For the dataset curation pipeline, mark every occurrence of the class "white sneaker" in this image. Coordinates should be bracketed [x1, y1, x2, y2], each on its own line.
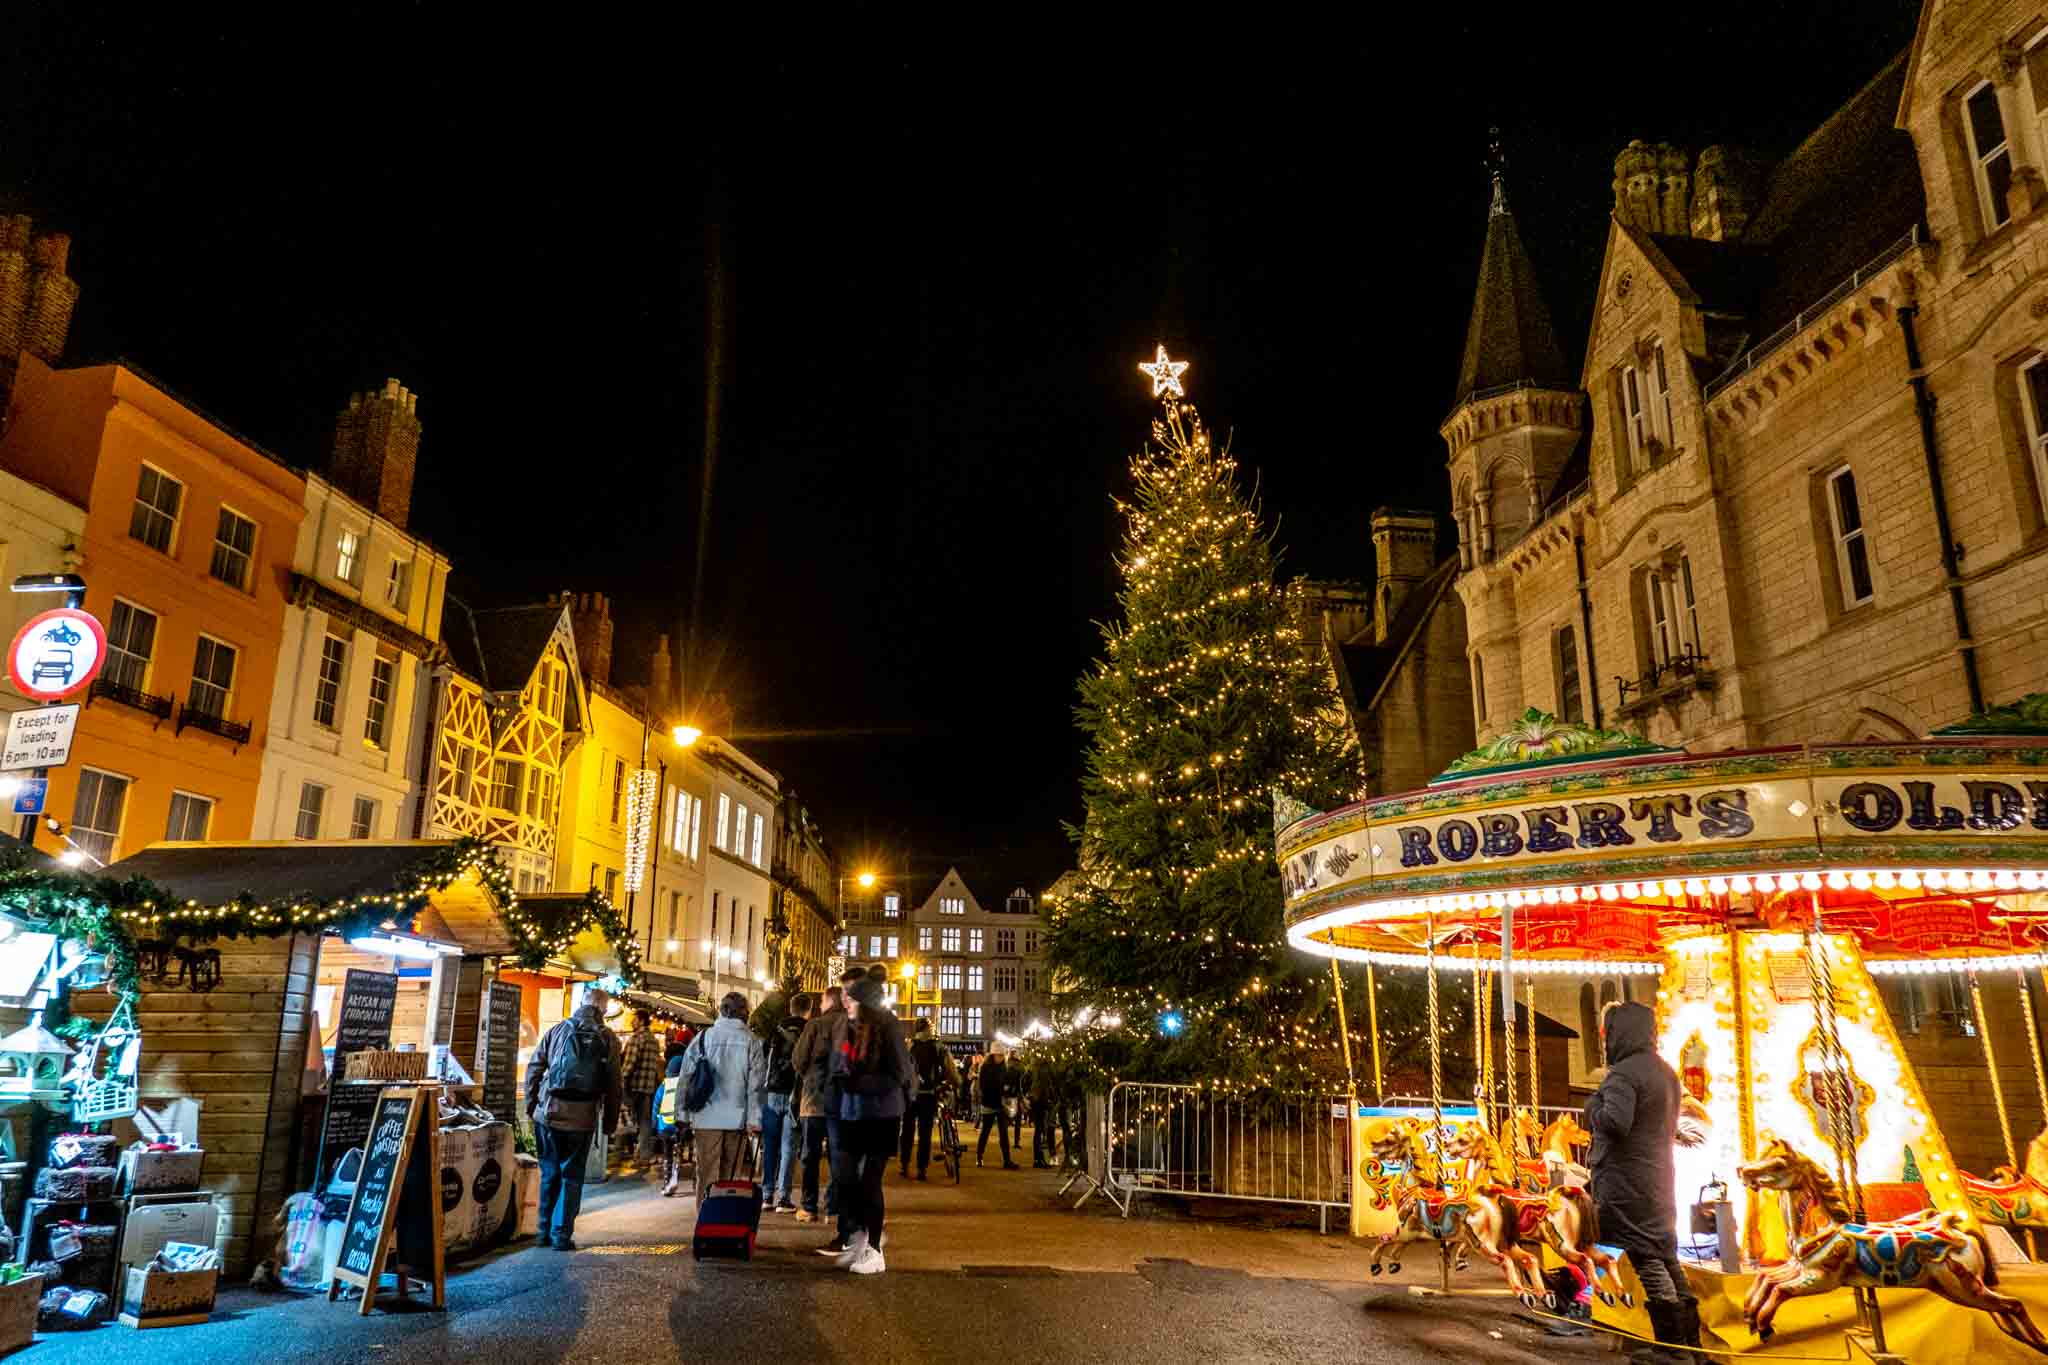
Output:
[833, 1231, 870, 1266]
[662, 1177, 679, 1198]
[848, 1246, 886, 1275]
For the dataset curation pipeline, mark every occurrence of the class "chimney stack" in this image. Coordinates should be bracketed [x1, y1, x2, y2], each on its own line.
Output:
[649, 632, 673, 713]
[1371, 508, 1439, 644]
[568, 591, 614, 689]
[0, 215, 78, 421]
[330, 378, 422, 529]
[1690, 146, 1761, 242]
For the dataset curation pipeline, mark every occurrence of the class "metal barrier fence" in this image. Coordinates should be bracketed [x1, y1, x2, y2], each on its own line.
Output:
[1086, 1082, 1354, 1232]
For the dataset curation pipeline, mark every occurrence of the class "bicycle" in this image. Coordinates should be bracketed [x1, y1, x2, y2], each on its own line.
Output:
[935, 1096, 964, 1184]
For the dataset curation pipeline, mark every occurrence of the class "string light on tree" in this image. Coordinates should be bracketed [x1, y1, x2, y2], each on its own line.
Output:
[1138, 345, 1189, 398]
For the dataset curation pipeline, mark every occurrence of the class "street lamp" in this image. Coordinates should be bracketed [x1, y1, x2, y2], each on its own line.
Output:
[857, 870, 876, 889]
[672, 725, 701, 748]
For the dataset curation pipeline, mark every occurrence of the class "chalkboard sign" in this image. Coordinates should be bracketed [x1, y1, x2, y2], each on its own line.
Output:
[326, 1086, 446, 1315]
[313, 1081, 385, 1191]
[480, 980, 522, 1123]
[334, 969, 398, 1075]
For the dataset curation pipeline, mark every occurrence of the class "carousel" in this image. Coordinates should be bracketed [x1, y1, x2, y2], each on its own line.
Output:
[1279, 701, 2048, 1363]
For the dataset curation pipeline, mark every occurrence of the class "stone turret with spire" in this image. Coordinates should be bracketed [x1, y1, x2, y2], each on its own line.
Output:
[1441, 132, 1585, 736]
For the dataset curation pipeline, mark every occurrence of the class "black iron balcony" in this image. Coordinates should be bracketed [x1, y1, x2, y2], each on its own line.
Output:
[1615, 647, 1716, 719]
[175, 703, 253, 750]
[88, 676, 174, 725]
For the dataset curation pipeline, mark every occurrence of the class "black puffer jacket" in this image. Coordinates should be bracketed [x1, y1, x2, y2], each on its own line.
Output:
[1584, 1000, 1679, 1259]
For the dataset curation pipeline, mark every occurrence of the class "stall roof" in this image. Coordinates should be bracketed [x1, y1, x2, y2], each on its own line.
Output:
[103, 840, 504, 949]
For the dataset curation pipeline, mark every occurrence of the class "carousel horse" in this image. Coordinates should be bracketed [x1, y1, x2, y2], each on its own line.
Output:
[1737, 1137, 2048, 1354]
[1366, 1119, 1476, 1279]
[1442, 1124, 1554, 1304]
[1451, 1119, 1626, 1308]
[1961, 1123, 2048, 1232]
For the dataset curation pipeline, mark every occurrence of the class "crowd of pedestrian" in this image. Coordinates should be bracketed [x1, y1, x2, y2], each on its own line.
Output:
[524, 969, 1087, 1274]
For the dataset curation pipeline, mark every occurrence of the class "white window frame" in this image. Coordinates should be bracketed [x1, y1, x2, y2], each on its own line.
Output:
[751, 812, 765, 867]
[1679, 555, 1700, 653]
[939, 963, 962, 990]
[940, 1004, 963, 1035]
[129, 463, 183, 554]
[295, 782, 327, 840]
[104, 597, 158, 693]
[210, 505, 257, 590]
[1621, 364, 1647, 467]
[966, 1006, 984, 1036]
[313, 633, 347, 730]
[188, 634, 237, 719]
[364, 651, 394, 747]
[939, 896, 964, 915]
[917, 926, 933, 951]
[968, 928, 983, 952]
[71, 767, 130, 864]
[688, 793, 702, 859]
[350, 795, 378, 839]
[917, 965, 934, 991]
[1649, 342, 1674, 448]
[2019, 354, 2048, 521]
[1647, 569, 1674, 668]
[1967, 80, 2015, 234]
[716, 793, 731, 850]
[384, 556, 409, 609]
[885, 934, 898, 958]
[336, 528, 363, 586]
[967, 964, 984, 991]
[1825, 466, 1875, 608]
[165, 789, 213, 842]
[996, 928, 1015, 954]
[869, 934, 882, 959]
[941, 926, 962, 952]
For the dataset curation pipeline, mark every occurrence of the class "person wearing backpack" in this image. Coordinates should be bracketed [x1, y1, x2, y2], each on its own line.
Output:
[680, 991, 764, 1188]
[524, 986, 624, 1251]
[759, 993, 809, 1213]
[899, 1017, 958, 1179]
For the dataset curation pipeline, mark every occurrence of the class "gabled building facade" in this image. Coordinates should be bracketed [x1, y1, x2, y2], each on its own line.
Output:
[421, 597, 585, 891]
[254, 381, 451, 842]
[906, 868, 1050, 1050]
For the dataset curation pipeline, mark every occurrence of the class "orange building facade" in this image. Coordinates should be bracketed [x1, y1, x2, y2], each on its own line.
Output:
[0, 355, 304, 861]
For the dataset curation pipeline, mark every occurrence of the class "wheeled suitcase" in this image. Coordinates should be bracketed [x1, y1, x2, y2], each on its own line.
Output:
[692, 1179, 760, 1260]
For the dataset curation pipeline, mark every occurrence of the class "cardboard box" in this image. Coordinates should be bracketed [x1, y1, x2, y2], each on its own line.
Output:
[0, 1274, 41, 1353]
[117, 1265, 216, 1328]
[115, 1194, 218, 1282]
[117, 1148, 204, 1196]
[515, 1154, 539, 1238]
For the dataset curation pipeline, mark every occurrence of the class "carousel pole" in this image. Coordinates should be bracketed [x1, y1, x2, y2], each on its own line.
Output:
[1970, 971, 2020, 1178]
[1366, 962, 1385, 1103]
[1426, 913, 1451, 1293]
[1500, 899, 1516, 1146]
[1329, 959, 1357, 1109]
[1808, 897, 1884, 1353]
[2015, 968, 2047, 1259]
[1525, 977, 1539, 1116]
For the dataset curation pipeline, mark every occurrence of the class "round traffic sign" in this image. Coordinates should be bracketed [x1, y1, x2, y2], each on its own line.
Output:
[7, 607, 106, 702]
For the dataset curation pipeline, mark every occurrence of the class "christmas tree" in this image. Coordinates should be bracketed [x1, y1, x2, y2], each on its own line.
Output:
[1043, 358, 1366, 1093]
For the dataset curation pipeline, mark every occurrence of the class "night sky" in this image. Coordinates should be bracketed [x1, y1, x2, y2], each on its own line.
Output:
[2, 4, 1915, 896]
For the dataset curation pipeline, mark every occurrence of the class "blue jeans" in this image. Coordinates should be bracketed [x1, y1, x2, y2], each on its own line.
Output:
[760, 1093, 794, 1203]
[535, 1124, 597, 1246]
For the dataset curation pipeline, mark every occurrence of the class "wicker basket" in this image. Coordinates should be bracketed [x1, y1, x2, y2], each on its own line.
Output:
[342, 1050, 428, 1083]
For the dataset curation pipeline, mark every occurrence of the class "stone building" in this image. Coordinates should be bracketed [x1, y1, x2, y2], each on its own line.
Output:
[770, 793, 840, 992]
[905, 869, 1051, 1052]
[1365, 5, 2048, 1158]
[253, 381, 451, 842]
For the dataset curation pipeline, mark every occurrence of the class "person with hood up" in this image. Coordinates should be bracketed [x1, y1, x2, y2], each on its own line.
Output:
[828, 969, 915, 1274]
[679, 991, 764, 1187]
[1585, 999, 1701, 1362]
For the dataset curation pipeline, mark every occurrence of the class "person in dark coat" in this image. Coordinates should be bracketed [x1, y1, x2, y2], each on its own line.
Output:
[1585, 1000, 1699, 1361]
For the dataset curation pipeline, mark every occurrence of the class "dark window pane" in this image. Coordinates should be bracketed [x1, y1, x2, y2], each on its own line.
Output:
[1846, 536, 1874, 602]
[1832, 471, 1863, 534]
[1970, 84, 2008, 156]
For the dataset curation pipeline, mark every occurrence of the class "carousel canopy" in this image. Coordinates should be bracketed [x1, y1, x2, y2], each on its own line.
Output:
[1280, 703, 2048, 972]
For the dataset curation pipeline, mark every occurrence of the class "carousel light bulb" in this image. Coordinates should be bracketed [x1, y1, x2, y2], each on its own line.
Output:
[1801, 872, 1823, 891]
[2024, 871, 2044, 890]
[1730, 875, 1752, 894]
[1925, 869, 1947, 888]
[1682, 878, 1705, 897]
[1541, 887, 1560, 904]
[1901, 871, 1922, 889]
[1874, 870, 1896, 889]
[1620, 882, 1640, 898]
[1996, 870, 2019, 890]
[1826, 871, 1848, 890]
[1707, 877, 1728, 895]
[1972, 870, 1995, 890]
[1753, 874, 1776, 892]
[1600, 884, 1620, 902]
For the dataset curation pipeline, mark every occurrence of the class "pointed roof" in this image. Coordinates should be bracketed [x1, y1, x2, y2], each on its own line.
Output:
[1452, 176, 1572, 408]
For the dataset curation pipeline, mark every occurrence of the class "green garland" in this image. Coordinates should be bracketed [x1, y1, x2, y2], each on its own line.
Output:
[0, 838, 642, 1002]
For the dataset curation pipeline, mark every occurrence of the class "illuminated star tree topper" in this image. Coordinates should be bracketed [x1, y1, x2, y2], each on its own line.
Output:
[1138, 345, 1189, 398]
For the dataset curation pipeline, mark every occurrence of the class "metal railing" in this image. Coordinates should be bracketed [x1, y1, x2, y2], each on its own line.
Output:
[1702, 225, 1926, 400]
[1093, 1082, 1353, 1232]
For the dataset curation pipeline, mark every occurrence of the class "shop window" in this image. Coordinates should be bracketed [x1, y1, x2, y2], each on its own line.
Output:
[129, 465, 182, 554]
[71, 769, 128, 864]
[165, 791, 212, 842]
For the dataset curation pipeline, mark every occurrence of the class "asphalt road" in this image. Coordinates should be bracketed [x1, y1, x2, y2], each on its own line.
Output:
[14, 1156, 1601, 1363]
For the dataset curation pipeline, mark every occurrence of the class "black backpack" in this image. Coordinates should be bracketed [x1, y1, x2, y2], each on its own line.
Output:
[764, 1028, 798, 1096]
[683, 1039, 718, 1112]
[547, 1022, 610, 1100]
